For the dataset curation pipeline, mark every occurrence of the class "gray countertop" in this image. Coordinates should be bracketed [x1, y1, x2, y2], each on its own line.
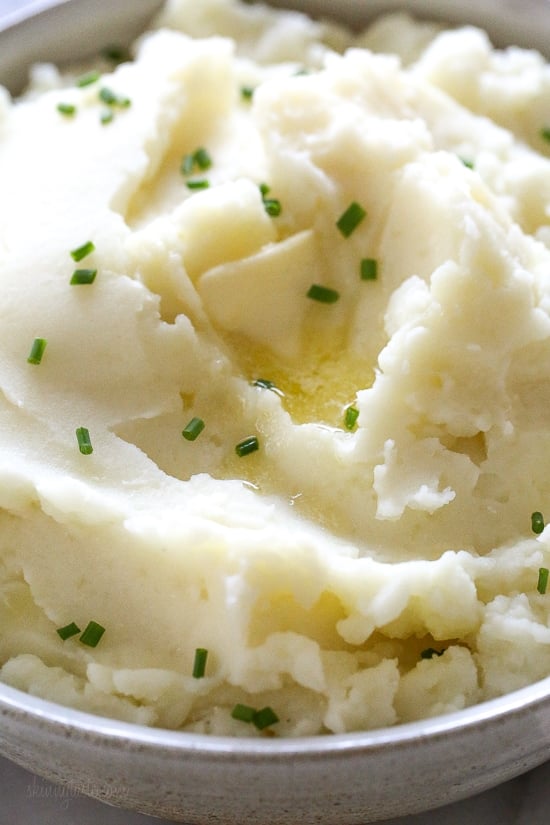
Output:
[0, 0, 549, 822]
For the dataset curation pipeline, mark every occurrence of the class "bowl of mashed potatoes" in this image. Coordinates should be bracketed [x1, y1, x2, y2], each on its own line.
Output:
[0, 0, 550, 821]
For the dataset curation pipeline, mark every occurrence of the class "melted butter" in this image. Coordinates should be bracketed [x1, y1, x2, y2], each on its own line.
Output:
[226, 330, 374, 428]
[216, 327, 374, 540]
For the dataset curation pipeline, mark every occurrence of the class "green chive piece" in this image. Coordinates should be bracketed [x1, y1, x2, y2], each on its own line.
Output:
[344, 405, 359, 430]
[538, 567, 549, 595]
[360, 258, 378, 281]
[531, 511, 545, 535]
[100, 109, 115, 125]
[252, 378, 277, 390]
[180, 154, 195, 175]
[336, 201, 366, 238]
[57, 102, 77, 117]
[252, 706, 279, 730]
[70, 240, 95, 262]
[241, 86, 255, 101]
[307, 284, 340, 304]
[181, 148, 212, 176]
[192, 647, 208, 679]
[102, 45, 131, 64]
[70, 268, 97, 285]
[235, 436, 259, 457]
[182, 417, 205, 442]
[27, 338, 47, 365]
[230, 703, 279, 729]
[459, 156, 475, 170]
[231, 703, 257, 723]
[98, 86, 118, 105]
[79, 620, 105, 647]
[259, 183, 282, 217]
[263, 198, 282, 217]
[252, 378, 284, 398]
[252, 378, 283, 397]
[76, 427, 93, 455]
[76, 70, 101, 88]
[421, 647, 445, 659]
[99, 87, 131, 107]
[186, 179, 210, 191]
[194, 147, 212, 171]
[540, 127, 550, 144]
[56, 621, 81, 641]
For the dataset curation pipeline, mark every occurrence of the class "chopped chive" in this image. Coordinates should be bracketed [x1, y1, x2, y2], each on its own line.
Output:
[235, 436, 259, 457]
[27, 337, 47, 365]
[56, 621, 81, 640]
[186, 179, 210, 190]
[307, 283, 340, 304]
[421, 647, 445, 659]
[70, 240, 95, 262]
[192, 647, 208, 679]
[99, 87, 131, 107]
[336, 201, 366, 238]
[76, 70, 101, 87]
[241, 86, 255, 101]
[540, 127, 550, 144]
[100, 109, 115, 125]
[182, 417, 205, 442]
[76, 427, 93, 455]
[102, 45, 130, 64]
[57, 102, 77, 117]
[538, 567, 549, 594]
[230, 703, 279, 729]
[531, 511, 545, 535]
[252, 378, 283, 396]
[252, 378, 284, 398]
[344, 405, 359, 430]
[263, 198, 282, 217]
[98, 86, 118, 105]
[70, 268, 97, 285]
[79, 620, 105, 647]
[181, 148, 212, 177]
[180, 154, 195, 175]
[360, 258, 378, 281]
[252, 706, 279, 730]
[258, 183, 282, 217]
[459, 156, 475, 169]
[231, 703, 257, 723]
[194, 147, 212, 171]
[252, 378, 277, 390]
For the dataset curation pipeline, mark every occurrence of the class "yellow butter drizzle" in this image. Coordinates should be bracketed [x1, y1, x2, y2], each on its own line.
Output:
[227, 332, 373, 428]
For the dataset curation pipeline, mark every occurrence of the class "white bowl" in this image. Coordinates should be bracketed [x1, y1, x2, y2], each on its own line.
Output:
[0, 2, 549, 823]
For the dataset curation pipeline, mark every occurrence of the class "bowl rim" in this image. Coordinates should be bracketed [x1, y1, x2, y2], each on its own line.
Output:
[2, 673, 550, 757]
[0, 0, 76, 29]
[0, 0, 163, 31]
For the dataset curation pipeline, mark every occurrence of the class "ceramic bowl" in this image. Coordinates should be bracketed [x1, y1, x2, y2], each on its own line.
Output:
[0, 1, 549, 823]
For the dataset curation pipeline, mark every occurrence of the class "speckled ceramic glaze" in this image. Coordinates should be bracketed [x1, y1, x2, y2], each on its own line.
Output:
[1, 676, 550, 823]
[0, 1, 549, 822]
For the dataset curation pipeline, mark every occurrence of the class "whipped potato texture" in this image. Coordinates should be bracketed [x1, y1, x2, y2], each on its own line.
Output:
[1, 0, 550, 735]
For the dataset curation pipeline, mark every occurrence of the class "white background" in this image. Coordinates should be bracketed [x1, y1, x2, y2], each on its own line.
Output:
[0, 0, 549, 822]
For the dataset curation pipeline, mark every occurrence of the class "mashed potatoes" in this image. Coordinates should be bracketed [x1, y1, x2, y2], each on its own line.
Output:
[1, 0, 550, 736]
